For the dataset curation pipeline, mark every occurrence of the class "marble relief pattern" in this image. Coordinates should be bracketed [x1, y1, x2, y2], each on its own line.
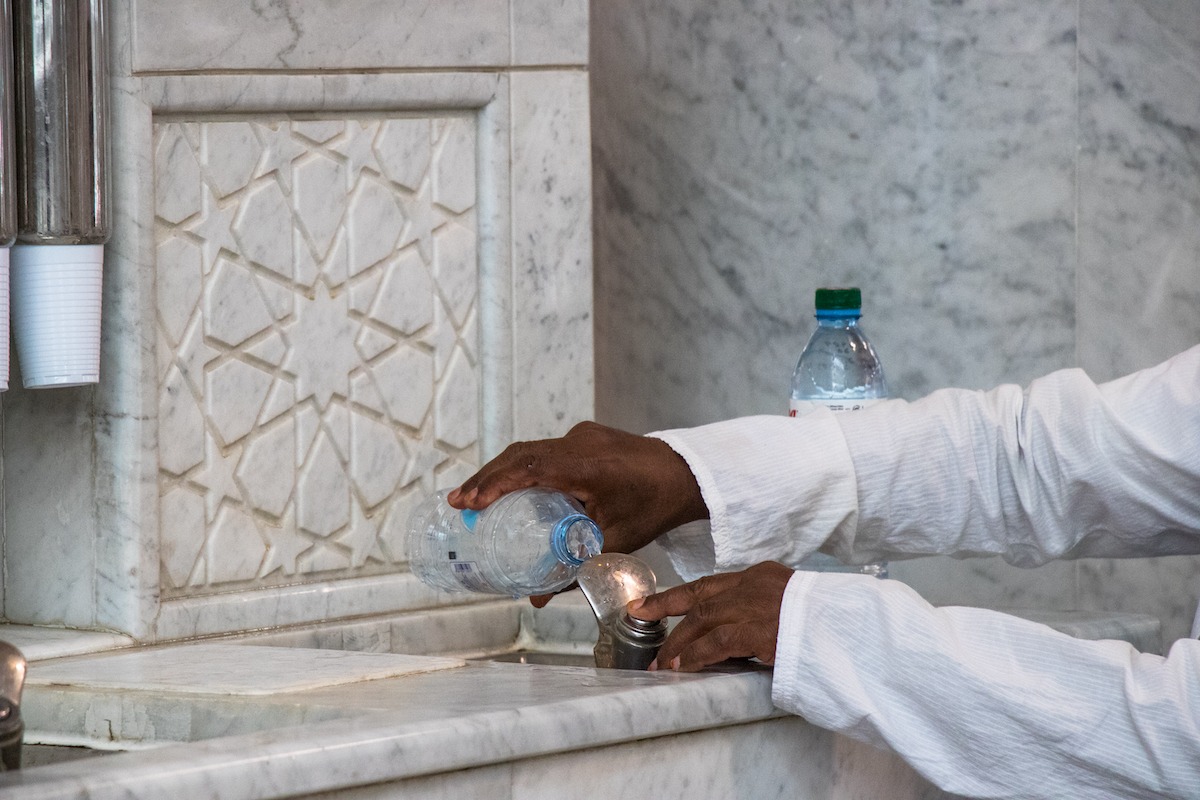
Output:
[154, 116, 480, 596]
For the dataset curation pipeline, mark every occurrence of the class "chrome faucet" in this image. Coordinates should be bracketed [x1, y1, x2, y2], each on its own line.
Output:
[577, 554, 666, 670]
[0, 641, 26, 771]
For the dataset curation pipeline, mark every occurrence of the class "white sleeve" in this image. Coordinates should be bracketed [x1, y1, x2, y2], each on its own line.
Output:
[773, 571, 1200, 800]
[650, 344, 1200, 571]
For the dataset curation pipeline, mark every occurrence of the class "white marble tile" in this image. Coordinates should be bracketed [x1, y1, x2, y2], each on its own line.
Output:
[155, 114, 483, 598]
[510, 71, 595, 439]
[889, 556, 1080, 616]
[1076, 555, 1200, 648]
[513, 717, 836, 799]
[27, 644, 464, 695]
[512, 0, 589, 66]
[592, 0, 1078, 433]
[1, 385, 102, 628]
[298, 765, 514, 800]
[153, 573, 478, 641]
[1077, 0, 1200, 381]
[0, 625, 135, 662]
[7, 662, 773, 798]
[132, 0, 510, 71]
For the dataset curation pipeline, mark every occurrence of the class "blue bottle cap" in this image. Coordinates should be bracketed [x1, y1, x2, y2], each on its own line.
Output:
[550, 514, 604, 566]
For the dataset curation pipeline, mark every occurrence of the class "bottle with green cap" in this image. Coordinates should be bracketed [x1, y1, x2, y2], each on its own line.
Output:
[406, 488, 603, 597]
[789, 286, 888, 577]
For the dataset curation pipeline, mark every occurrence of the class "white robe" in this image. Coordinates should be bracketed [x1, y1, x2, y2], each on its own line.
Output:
[650, 344, 1200, 799]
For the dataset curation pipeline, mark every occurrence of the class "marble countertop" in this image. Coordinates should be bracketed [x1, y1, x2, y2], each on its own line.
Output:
[2, 649, 779, 799]
[0, 598, 1162, 799]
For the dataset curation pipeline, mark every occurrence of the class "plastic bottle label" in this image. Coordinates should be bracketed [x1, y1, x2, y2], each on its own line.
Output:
[789, 398, 885, 417]
[448, 561, 493, 593]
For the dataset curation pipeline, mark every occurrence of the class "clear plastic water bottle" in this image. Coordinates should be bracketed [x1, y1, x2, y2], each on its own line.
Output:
[789, 287, 888, 578]
[406, 488, 604, 597]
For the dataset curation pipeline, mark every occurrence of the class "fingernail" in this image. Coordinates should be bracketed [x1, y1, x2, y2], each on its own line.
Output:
[670, 655, 681, 671]
[647, 658, 658, 672]
[627, 598, 643, 611]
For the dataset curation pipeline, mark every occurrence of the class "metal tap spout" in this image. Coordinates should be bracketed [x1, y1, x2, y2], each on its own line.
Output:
[0, 641, 27, 771]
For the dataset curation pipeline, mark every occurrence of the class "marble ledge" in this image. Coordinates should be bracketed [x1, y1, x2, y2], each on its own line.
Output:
[131, 0, 587, 73]
[2, 658, 780, 800]
[0, 602, 1163, 799]
[0, 625, 135, 662]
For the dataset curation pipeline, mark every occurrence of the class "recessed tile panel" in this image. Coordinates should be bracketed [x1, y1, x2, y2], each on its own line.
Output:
[155, 116, 481, 598]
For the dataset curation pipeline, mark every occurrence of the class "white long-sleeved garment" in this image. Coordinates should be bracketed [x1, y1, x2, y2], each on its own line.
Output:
[649, 344, 1200, 799]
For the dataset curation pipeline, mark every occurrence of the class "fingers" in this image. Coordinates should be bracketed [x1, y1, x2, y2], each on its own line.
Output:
[629, 571, 745, 620]
[665, 622, 778, 671]
[448, 441, 551, 509]
[449, 424, 608, 509]
[528, 581, 577, 609]
[446, 420, 708, 556]
[638, 561, 793, 673]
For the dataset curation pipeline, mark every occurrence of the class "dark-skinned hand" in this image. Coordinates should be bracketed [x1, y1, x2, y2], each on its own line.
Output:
[627, 561, 795, 672]
[447, 421, 709, 606]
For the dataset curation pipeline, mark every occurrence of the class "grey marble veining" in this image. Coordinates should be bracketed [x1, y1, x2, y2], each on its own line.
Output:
[1077, 0, 1200, 382]
[27, 644, 465, 695]
[132, 0, 590, 72]
[7, 656, 778, 799]
[593, 0, 1078, 432]
[132, 1, 511, 71]
[0, 625, 135, 662]
[592, 0, 1200, 644]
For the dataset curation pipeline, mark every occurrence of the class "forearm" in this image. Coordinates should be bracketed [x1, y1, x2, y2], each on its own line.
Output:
[774, 573, 1200, 799]
[837, 345, 1200, 565]
[652, 345, 1200, 570]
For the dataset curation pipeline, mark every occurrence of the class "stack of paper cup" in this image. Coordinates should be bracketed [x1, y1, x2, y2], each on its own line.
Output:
[10, 243, 103, 388]
[0, 246, 8, 391]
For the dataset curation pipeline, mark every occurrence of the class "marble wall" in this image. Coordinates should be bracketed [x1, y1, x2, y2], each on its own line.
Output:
[0, 0, 593, 640]
[592, 0, 1200, 643]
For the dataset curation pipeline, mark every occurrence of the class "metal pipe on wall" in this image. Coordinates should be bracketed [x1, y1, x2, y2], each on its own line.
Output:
[10, 0, 109, 388]
[0, 0, 17, 392]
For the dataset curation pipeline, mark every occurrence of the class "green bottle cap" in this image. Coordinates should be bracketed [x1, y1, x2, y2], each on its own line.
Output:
[814, 287, 862, 312]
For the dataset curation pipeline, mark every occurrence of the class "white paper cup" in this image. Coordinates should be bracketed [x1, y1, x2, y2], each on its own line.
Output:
[11, 243, 103, 388]
[0, 247, 8, 392]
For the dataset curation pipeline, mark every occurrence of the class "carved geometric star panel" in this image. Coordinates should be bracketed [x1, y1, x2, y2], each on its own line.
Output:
[154, 116, 480, 598]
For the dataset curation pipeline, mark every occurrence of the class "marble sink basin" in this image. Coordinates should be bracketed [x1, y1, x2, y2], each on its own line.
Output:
[15, 593, 603, 757]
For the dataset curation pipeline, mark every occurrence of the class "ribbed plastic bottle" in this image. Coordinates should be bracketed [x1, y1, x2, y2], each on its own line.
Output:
[789, 287, 888, 578]
[406, 488, 604, 597]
